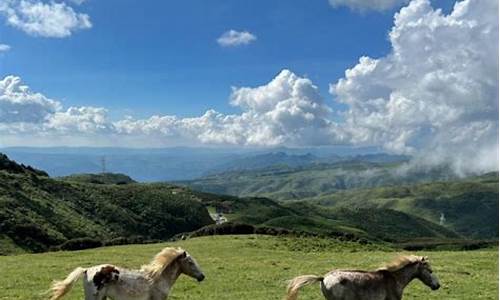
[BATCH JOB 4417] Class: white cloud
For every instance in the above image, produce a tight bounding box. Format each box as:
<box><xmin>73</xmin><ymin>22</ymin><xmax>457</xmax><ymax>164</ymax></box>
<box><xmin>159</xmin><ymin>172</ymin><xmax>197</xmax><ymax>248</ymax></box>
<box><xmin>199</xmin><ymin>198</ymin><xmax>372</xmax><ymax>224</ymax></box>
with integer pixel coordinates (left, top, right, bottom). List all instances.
<box><xmin>0</xmin><ymin>75</ymin><xmax>111</xmax><ymax>139</ymax></box>
<box><xmin>217</xmin><ymin>30</ymin><xmax>256</xmax><ymax>47</ymax></box>
<box><xmin>331</xmin><ymin>0</ymin><xmax>498</xmax><ymax>174</ymax></box>
<box><xmin>0</xmin><ymin>70</ymin><xmax>343</xmax><ymax>148</ymax></box>
<box><xmin>329</xmin><ymin>0</ymin><xmax>408</xmax><ymax>11</ymax></box>
<box><xmin>0</xmin><ymin>75</ymin><xmax>61</xmax><ymax>123</ymax></box>
<box><xmin>0</xmin><ymin>0</ymin><xmax>497</xmax><ymax>175</ymax></box>
<box><xmin>0</xmin><ymin>0</ymin><xmax>92</xmax><ymax>38</ymax></box>
<box><xmin>116</xmin><ymin>70</ymin><xmax>342</xmax><ymax>147</ymax></box>
<box><xmin>0</xmin><ymin>44</ymin><xmax>10</xmax><ymax>52</ymax></box>
<box><xmin>46</xmin><ymin>106</ymin><xmax>111</xmax><ymax>133</ymax></box>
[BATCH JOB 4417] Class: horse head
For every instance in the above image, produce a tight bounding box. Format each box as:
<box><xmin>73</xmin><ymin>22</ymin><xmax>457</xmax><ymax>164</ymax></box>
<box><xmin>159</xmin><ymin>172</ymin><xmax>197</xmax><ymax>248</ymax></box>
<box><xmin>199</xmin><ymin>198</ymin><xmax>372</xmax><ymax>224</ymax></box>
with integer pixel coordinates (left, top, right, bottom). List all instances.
<box><xmin>415</xmin><ymin>256</ymin><xmax>440</xmax><ymax>290</ymax></box>
<box><xmin>177</xmin><ymin>251</ymin><xmax>205</xmax><ymax>282</ymax></box>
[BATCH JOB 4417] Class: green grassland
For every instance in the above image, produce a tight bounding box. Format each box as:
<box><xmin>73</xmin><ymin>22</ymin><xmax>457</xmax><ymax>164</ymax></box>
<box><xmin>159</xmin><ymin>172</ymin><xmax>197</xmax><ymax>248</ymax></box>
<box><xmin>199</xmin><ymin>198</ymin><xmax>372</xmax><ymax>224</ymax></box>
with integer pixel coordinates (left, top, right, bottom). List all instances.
<box><xmin>0</xmin><ymin>235</ymin><xmax>497</xmax><ymax>300</ymax></box>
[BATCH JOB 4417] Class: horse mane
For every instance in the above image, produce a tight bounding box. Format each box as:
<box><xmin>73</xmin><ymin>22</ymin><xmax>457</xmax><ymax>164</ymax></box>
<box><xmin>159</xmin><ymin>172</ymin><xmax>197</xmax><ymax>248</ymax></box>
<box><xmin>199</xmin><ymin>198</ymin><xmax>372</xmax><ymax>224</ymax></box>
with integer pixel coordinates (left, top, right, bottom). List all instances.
<box><xmin>377</xmin><ymin>255</ymin><xmax>424</xmax><ymax>272</ymax></box>
<box><xmin>140</xmin><ymin>247</ymin><xmax>185</xmax><ymax>281</ymax></box>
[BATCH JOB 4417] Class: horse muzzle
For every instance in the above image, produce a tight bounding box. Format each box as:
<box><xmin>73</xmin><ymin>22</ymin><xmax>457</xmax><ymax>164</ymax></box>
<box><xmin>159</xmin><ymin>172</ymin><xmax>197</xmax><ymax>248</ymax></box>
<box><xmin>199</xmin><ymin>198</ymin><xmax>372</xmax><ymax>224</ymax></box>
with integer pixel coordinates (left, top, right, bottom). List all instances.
<box><xmin>197</xmin><ymin>274</ymin><xmax>205</xmax><ymax>282</ymax></box>
<box><xmin>431</xmin><ymin>283</ymin><xmax>440</xmax><ymax>290</ymax></box>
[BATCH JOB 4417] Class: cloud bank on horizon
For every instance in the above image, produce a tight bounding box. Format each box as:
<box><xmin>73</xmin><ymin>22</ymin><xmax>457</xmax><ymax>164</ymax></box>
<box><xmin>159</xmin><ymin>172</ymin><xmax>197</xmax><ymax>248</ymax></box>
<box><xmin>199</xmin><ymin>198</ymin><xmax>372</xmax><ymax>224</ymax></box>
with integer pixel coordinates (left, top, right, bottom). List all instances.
<box><xmin>0</xmin><ymin>0</ymin><xmax>498</xmax><ymax>175</ymax></box>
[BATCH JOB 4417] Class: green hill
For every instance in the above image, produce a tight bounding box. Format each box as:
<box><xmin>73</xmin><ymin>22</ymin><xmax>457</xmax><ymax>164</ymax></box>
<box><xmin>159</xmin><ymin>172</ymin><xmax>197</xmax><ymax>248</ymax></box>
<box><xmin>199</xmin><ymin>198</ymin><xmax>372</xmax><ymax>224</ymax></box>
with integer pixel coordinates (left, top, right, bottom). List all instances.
<box><xmin>279</xmin><ymin>202</ymin><xmax>460</xmax><ymax>242</ymax></box>
<box><xmin>0</xmin><ymin>153</ymin><xmax>48</xmax><ymax>176</ymax></box>
<box><xmin>302</xmin><ymin>172</ymin><xmax>499</xmax><ymax>239</ymax></box>
<box><xmin>60</xmin><ymin>172</ymin><xmax>136</xmax><ymax>185</ymax></box>
<box><xmin>0</xmin><ymin>154</ymin><xmax>213</xmax><ymax>255</ymax></box>
<box><xmin>182</xmin><ymin>161</ymin><xmax>498</xmax><ymax>240</ymax></box>
<box><xmin>191</xmin><ymin>192</ymin><xmax>460</xmax><ymax>243</ymax></box>
<box><xmin>1</xmin><ymin>153</ymin><xmax>493</xmax><ymax>255</ymax></box>
<box><xmin>180</xmin><ymin>161</ymin><xmax>457</xmax><ymax>201</ymax></box>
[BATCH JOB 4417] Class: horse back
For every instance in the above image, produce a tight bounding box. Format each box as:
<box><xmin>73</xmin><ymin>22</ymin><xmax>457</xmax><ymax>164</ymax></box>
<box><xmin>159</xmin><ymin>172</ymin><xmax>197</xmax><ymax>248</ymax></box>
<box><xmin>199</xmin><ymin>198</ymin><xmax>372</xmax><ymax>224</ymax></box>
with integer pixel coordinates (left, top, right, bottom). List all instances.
<box><xmin>321</xmin><ymin>270</ymin><xmax>391</xmax><ymax>300</ymax></box>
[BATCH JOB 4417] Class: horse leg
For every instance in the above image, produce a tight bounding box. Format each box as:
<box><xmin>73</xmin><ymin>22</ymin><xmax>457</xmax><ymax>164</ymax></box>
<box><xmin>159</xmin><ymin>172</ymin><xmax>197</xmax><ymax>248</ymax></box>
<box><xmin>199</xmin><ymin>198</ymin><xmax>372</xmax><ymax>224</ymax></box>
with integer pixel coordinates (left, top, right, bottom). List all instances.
<box><xmin>83</xmin><ymin>277</ymin><xmax>104</xmax><ymax>300</ymax></box>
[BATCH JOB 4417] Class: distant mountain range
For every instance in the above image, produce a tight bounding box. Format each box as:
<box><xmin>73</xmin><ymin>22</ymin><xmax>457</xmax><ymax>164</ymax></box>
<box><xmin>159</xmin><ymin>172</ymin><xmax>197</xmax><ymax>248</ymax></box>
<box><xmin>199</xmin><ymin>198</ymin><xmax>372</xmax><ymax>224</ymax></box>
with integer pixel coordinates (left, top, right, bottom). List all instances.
<box><xmin>181</xmin><ymin>160</ymin><xmax>460</xmax><ymax>201</ymax></box>
<box><xmin>0</xmin><ymin>146</ymin><xmax>406</xmax><ymax>181</ymax></box>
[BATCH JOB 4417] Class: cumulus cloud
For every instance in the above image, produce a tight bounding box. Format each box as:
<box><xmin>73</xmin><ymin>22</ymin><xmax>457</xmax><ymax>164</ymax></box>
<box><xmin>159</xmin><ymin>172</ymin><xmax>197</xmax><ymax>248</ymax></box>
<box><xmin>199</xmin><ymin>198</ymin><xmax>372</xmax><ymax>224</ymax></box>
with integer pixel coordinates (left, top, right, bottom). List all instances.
<box><xmin>329</xmin><ymin>0</ymin><xmax>408</xmax><ymax>11</ymax></box>
<box><xmin>217</xmin><ymin>30</ymin><xmax>257</xmax><ymax>47</ymax></box>
<box><xmin>46</xmin><ymin>106</ymin><xmax>111</xmax><ymax>133</ymax></box>
<box><xmin>116</xmin><ymin>70</ymin><xmax>342</xmax><ymax>146</ymax></box>
<box><xmin>0</xmin><ymin>44</ymin><xmax>10</xmax><ymax>52</ymax></box>
<box><xmin>0</xmin><ymin>75</ymin><xmax>111</xmax><ymax>141</ymax></box>
<box><xmin>0</xmin><ymin>70</ymin><xmax>342</xmax><ymax>147</ymax></box>
<box><xmin>0</xmin><ymin>75</ymin><xmax>61</xmax><ymax>123</ymax></box>
<box><xmin>0</xmin><ymin>0</ymin><xmax>497</xmax><ymax>175</ymax></box>
<box><xmin>0</xmin><ymin>0</ymin><xmax>92</xmax><ymax>38</ymax></box>
<box><xmin>331</xmin><ymin>0</ymin><xmax>498</xmax><ymax>174</ymax></box>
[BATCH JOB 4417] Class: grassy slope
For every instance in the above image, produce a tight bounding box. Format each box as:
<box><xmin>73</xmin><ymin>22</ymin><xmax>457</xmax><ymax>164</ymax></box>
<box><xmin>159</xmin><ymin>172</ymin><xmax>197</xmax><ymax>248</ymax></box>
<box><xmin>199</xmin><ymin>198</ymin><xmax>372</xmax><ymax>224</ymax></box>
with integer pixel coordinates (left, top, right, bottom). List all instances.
<box><xmin>194</xmin><ymin>192</ymin><xmax>459</xmax><ymax>242</ymax></box>
<box><xmin>1</xmin><ymin>152</ymin><xmax>493</xmax><ymax>255</ymax></box>
<box><xmin>0</xmin><ymin>235</ymin><xmax>497</xmax><ymax>300</ymax></box>
<box><xmin>181</xmin><ymin>161</ymin><xmax>455</xmax><ymax>201</ymax></box>
<box><xmin>303</xmin><ymin>173</ymin><xmax>499</xmax><ymax>239</ymax></box>
<box><xmin>185</xmin><ymin>166</ymin><xmax>498</xmax><ymax>239</ymax></box>
<box><xmin>283</xmin><ymin>202</ymin><xmax>460</xmax><ymax>241</ymax></box>
<box><xmin>0</xmin><ymin>165</ymin><xmax>460</xmax><ymax>255</ymax></box>
<box><xmin>0</xmin><ymin>169</ymin><xmax>213</xmax><ymax>254</ymax></box>
<box><xmin>59</xmin><ymin>172</ymin><xmax>136</xmax><ymax>184</ymax></box>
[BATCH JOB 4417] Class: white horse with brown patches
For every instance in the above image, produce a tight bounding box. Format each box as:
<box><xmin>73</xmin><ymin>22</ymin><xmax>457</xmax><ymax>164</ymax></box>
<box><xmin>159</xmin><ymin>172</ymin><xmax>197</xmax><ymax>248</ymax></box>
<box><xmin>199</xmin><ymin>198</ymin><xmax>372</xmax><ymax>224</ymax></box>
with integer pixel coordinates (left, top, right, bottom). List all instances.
<box><xmin>285</xmin><ymin>255</ymin><xmax>440</xmax><ymax>300</ymax></box>
<box><xmin>48</xmin><ymin>247</ymin><xmax>205</xmax><ymax>300</ymax></box>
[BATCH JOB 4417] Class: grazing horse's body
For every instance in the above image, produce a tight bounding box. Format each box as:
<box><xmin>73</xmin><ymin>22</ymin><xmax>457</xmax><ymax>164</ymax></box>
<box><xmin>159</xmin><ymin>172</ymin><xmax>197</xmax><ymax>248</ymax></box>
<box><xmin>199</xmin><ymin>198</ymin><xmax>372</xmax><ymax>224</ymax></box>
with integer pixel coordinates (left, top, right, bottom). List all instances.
<box><xmin>48</xmin><ymin>247</ymin><xmax>205</xmax><ymax>300</ymax></box>
<box><xmin>286</xmin><ymin>255</ymin><xmax>440</xmax><ymax>300</ymax></box>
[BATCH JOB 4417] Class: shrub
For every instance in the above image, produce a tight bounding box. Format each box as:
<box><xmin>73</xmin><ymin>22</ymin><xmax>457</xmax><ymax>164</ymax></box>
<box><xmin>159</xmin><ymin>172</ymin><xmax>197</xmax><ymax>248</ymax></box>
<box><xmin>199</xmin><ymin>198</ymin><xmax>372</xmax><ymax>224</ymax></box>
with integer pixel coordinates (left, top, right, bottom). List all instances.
<box><xmin>59</xmin><ymin>238</ymin><xmax>103</xmax><ymax>251</ymax></box>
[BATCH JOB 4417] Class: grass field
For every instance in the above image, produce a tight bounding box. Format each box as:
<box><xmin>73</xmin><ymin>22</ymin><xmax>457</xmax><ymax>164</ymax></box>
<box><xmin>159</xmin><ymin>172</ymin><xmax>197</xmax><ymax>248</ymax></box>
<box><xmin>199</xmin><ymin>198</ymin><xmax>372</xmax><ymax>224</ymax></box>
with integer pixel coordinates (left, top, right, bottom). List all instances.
<box><xmin>0</xmin><ymin>235</ymin><xmax>497</xmax><ymax>300</ymax></box>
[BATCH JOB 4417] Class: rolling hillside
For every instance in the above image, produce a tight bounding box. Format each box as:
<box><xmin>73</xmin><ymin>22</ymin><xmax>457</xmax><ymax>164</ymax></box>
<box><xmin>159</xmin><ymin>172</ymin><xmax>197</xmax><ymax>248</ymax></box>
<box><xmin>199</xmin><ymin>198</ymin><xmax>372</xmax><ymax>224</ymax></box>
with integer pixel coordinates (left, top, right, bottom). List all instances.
<box><xmin>0</xmin><ymin>153</ymin><xmax>494</xmax><ymax>256</ymax></box>
<box><xmin>0</xmin><ymin>154</ymin><xmax>213</xmax><ymax>255</ymax></box>
<box><xmin>191</xmin><ymin>192</ymin><xmax>460</xmax><ymax>242</ymax></box>
<box><xmin>182</xmin><ymin>163</ymin><xmax>498</xmax><ymax>240</ymax></box>
<box><xmin>180</xmin><ymin>161</ymin><xmax>458</xmax><ymax>201</ymax></box>
<box><xmin>301</xmin><ymin>172</ymin><xmax>499</xmax><ymax>239</ymax></box>
<box><xmin>60</xmin><ymin>172</ymin><xmax>137</xmax><ymax>185</ymax></box>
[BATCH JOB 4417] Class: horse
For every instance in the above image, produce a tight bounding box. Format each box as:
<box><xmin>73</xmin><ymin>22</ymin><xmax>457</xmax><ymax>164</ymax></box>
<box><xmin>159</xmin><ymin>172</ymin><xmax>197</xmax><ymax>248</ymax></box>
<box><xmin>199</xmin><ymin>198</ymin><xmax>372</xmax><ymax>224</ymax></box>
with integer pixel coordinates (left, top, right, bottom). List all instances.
<box><xmin>285</xmin><ymin>255</ymin><xmax>440</xmax><ymax>300</ymax></box>
<box><xmin>48</xmin><ymin>247</ymin><xmax>205</xmax><ymax>300</ymax></box>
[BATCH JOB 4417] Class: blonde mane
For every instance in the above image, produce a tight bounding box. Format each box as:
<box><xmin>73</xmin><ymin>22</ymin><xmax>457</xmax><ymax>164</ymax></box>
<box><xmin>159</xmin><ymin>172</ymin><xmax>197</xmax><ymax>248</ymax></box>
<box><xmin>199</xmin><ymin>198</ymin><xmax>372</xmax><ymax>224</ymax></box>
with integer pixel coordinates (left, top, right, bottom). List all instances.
<box><xmin>377</xmin><ymin>255</ymin><xmax>425</xmax><ymax>272</ymax></box>
<box><xmin>140</xmin><ymin>247</ymin><xmax>185</xmax><ymax>280</ymax></box>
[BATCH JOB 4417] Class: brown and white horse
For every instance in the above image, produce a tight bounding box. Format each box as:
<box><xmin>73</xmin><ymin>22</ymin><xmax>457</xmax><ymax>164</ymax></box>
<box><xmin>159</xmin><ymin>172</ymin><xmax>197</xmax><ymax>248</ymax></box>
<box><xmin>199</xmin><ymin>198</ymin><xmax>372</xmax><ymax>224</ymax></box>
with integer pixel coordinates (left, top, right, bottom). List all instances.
<box><xmin>48</xmin><ymin>247</ymin><xmax>205</xmax><ymax>300</ymax></box>
<box><xmin>285</xmin><ymin>255</ymin><xmax>440</xmax><ymax>300</ymax></box>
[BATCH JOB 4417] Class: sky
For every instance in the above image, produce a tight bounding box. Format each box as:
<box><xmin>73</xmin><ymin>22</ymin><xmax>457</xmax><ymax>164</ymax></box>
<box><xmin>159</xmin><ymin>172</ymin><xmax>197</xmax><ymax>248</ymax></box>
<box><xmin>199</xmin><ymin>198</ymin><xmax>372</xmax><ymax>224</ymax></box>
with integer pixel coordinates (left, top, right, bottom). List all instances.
<box><xmin>0</xmin><ymin>0</ymin><xmax>498</xmax><ymax>174</ymax></box>
<box><xmin>0</xmin><ymin>0</ymin><xmax>418</xmax><ymax>118</ymax></box>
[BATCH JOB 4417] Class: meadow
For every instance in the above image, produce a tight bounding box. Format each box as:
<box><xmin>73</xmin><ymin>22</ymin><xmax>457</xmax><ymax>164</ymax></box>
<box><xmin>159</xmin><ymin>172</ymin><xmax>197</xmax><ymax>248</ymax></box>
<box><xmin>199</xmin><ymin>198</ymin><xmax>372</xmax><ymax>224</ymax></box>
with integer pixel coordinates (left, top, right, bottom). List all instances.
<box><xmin>0</xmin><ymin>235</ymin><xmax>497</xmax><ymax>300</ymax></box>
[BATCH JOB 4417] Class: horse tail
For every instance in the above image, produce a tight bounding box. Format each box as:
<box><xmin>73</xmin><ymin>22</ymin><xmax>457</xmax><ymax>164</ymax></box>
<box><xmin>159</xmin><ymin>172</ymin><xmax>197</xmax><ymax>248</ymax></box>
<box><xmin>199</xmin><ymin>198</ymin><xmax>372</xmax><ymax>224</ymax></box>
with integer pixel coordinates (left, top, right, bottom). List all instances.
<box><xmin>48</xmin><ymin>267</ymin><xmax>86</xmax><ymax>300</ymax></box>
<box><xmin>285</xmin><ymin>274</ymin><xmax>324</xmax><ymax>300</ymax></box>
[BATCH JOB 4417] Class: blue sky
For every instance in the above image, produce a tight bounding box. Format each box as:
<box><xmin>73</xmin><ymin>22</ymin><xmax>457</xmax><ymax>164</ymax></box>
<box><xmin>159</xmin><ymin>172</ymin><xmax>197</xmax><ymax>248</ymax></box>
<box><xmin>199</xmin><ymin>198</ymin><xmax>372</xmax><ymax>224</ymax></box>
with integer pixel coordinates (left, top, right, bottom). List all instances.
<box><xmin>0</xmin><ymin>0</ymin><xmax>497</xmax><ymax>174</ymax></box>
<box><xmin>0</xmin><ymin>0</ymin><xmax>455</xmax><ymax>119</ymax></box>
